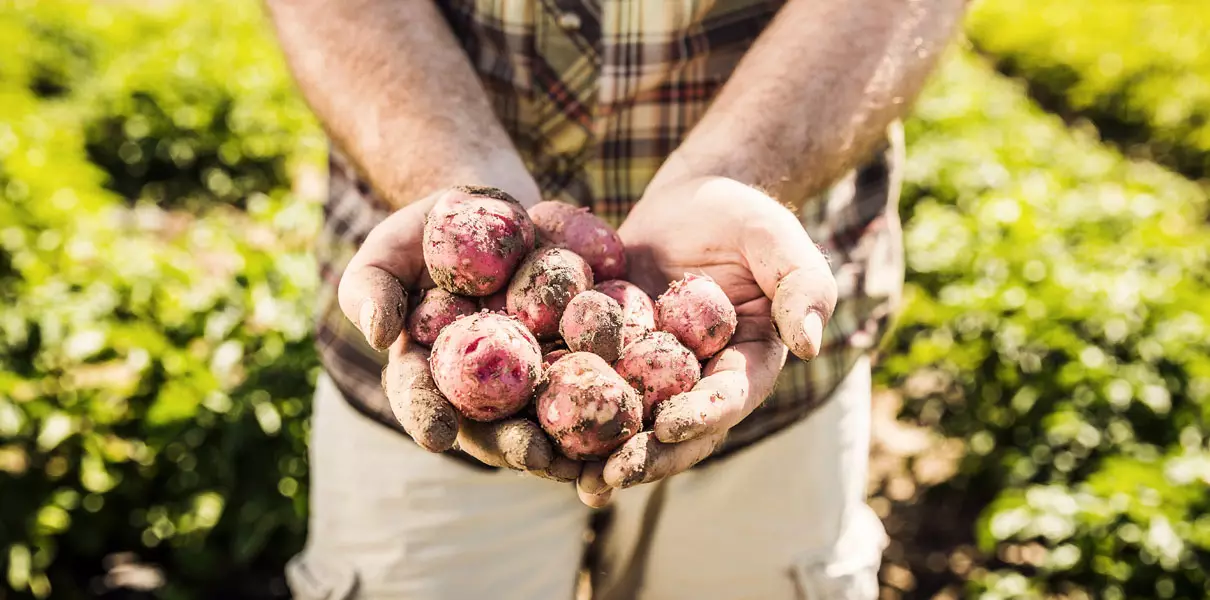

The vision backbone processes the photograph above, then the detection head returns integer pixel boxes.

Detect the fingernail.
[802,312,824,356]
[359,301,377,341]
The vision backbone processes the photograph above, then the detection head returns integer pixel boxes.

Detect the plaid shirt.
[314,0,905,467]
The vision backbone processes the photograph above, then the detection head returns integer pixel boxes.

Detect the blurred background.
[1,0,1207,598]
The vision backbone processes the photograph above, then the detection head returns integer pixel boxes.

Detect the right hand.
[338,187,581,482]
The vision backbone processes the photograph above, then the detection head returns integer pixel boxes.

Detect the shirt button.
[557,12,582,31]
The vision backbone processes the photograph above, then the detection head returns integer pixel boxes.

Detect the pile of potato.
[409,186,736,461]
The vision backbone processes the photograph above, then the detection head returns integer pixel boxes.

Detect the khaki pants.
[288,356,885,600]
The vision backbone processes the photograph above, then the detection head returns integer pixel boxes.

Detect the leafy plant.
[968,0,1210,180]
[1,1,324,598]
[882,50,1210,598]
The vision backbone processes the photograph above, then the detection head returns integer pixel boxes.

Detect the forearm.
[653,0,964,204]
[264,0,539,207]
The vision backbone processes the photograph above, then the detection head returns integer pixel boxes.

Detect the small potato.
[528,201,627,281]
[594,279,656,348]
[506,247,593,340]
[480,289,509,314]
[407,288,479,346]
[429,312,543,421]
[656,273,737,360]
[537,352,642,460]
[423,187,536,297]
[559,291,624,363]
[542,348,570,369]
[613,331,701,422]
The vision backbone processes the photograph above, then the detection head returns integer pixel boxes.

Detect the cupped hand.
[578,176,838,502]
[338,187,581,482]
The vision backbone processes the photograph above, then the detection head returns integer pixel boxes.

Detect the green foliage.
[968,0,1210,179]
[882,50,1210,598]
[0,1,324,598]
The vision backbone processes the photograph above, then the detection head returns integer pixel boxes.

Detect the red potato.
[528,201,627,281]
[542,348,570,369]
[423,187,536,297]
[559,291,625,363]
[429,312,543,422]
[594,279,656,348]
[536,352,643,460]
[613,331,701,422]
[480,289,509,314]
[656,273,737,360]
[506,247,593,341]
[406,288,478,346]
[541,340,570,368]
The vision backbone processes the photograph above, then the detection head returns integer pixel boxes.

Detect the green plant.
[0,1,324,598]
[967,0,1210,180]
[881,50,1210,598]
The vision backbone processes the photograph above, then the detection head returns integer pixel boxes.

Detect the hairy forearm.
[654,0,964,204]
[264,0,539,207]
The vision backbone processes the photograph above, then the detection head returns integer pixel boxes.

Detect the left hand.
[576,176,837,505]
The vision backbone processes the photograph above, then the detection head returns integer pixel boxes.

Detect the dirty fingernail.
[359,301,377,341]
[802,312,823,358]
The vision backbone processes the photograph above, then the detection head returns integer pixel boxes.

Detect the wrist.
[468,152,543,208]
[647,145,758,198]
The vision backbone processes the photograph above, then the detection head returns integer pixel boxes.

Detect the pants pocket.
[285,553,359,600]
[791,506,886,600]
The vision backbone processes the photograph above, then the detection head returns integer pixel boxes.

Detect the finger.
[578,486,612,509]
[770,267,836,361]
[740,198,838,361]
[337,195,439,350]
[382,339,459,452]
[602,431,725,489]
[456,417,555,471]
[531,455,583,483]
[652,313,785,444]
[576,461,613,508]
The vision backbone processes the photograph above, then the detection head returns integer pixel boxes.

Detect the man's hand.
[340,188,581,482]
[573,0,964,505]
[576,177,837,502]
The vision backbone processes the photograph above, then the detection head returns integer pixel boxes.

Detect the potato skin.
[613,331,701,422]
[594,279,656,348]
[429,312,542,422]
[656,273,737,360]
[479,289,509,314]
[423,188,535,297]
[559,291,624,363]
[528,201,627,281]
[506,247,594,341]
[406,288,478,346]
[542,348,570,369]
[536,352,642,460]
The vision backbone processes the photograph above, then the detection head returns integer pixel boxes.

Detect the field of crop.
[1,0,1207,598]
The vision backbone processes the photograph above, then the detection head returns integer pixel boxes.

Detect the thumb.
[739,191,838,361]
[337,194,440,350]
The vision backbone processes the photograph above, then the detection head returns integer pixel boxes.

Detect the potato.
[528,201,627,281]
[423,187,535,296]
[406,288,478,346]
[506,246,593,340]
[594,279,656,348]
[429,312,542,421]
[656,273,737,359]
[559,290,624,363]
[536,352,642,460]
[613,331,701,422]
